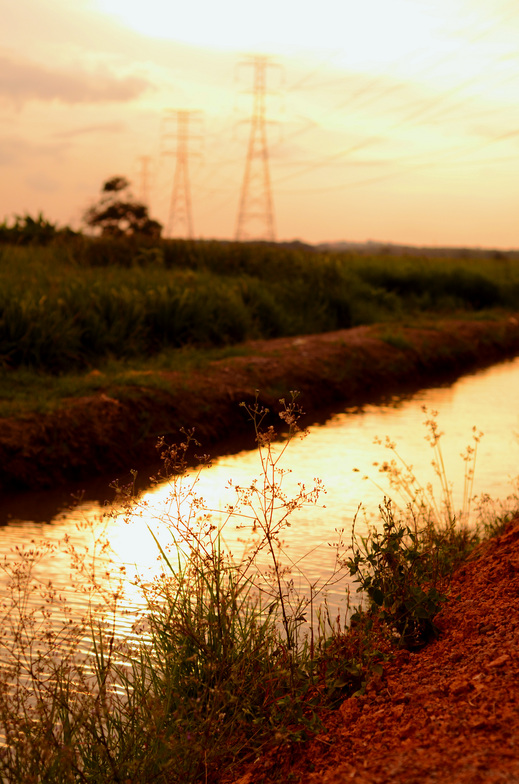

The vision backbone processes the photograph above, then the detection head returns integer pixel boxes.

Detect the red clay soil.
[2,315,519,491]
[234,517,519,784]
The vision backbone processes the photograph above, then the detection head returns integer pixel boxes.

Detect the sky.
[2,0,519,248]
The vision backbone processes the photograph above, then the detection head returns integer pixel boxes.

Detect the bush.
[0,213,75,246]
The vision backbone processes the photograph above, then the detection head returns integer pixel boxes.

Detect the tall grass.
[1,238,519,373]
[0,397,350,782]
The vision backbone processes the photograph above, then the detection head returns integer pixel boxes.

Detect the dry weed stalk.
[0,394,351,782]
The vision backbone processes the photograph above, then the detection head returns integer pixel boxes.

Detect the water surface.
[2,356,519,626]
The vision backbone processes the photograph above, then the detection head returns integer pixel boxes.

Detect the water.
[2,355,519,631]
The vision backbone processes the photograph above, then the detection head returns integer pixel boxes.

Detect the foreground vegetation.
[0,398,515,783]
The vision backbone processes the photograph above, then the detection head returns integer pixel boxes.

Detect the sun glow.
[90,0,516,102]
[94,0,451,66]
[5,0,519,247]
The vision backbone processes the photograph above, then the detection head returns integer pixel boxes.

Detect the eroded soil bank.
[232,515,519,784]
[2,315,519,492]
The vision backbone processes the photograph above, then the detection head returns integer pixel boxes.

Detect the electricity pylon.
[161,109,202,239]
[137,155,151,207]
[235,56,280,242]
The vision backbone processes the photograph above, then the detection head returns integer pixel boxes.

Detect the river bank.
[2,314,519,492]
[231,514,519,784]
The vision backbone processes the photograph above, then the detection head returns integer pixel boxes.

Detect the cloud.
[0,55,152,106]
[54,122,126,139]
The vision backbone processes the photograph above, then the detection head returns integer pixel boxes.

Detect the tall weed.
[0,396,349,782]
[347,408,491,650]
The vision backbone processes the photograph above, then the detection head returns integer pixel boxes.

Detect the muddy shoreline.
[2,315,519,493]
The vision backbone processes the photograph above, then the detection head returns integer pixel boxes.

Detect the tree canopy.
[83,177,162,238]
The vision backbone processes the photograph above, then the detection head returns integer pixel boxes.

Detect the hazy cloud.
[54,122,126,139]
[0,55,152,106]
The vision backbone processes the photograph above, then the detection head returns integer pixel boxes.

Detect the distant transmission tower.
[235,56,280,242]
[137,155,151,207]
[161,109,202,239]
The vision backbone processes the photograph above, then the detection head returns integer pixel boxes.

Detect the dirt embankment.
[235,515,519,784]
[2,315,519,492]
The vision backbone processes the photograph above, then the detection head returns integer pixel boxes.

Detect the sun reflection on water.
[1,357,518,636]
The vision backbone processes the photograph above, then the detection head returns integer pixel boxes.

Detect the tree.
[83,176,162,238]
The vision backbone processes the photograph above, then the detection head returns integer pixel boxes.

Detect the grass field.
[1,236,519,416]
[2,237,518,372]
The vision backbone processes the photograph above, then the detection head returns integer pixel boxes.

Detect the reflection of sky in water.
[1,356,519,627]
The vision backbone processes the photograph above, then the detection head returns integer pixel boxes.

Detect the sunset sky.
[2,0,519,247]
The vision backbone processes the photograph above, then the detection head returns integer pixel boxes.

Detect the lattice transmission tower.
[137,155,151,207]
[235,56,280,242]
[161,109,202,239]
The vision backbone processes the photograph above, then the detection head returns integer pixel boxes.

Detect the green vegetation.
[0,212,76,245]
[0,344,251,418]
[1,233,519,420]
[0,400,516,782]
[1,237,519,378]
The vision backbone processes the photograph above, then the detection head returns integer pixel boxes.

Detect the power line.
[149,13,519,241]
[276,126,519,197]
[263,7,519,193]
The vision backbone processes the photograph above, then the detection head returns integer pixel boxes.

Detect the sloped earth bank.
[2,315,519,492]
[234,516,519,784]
